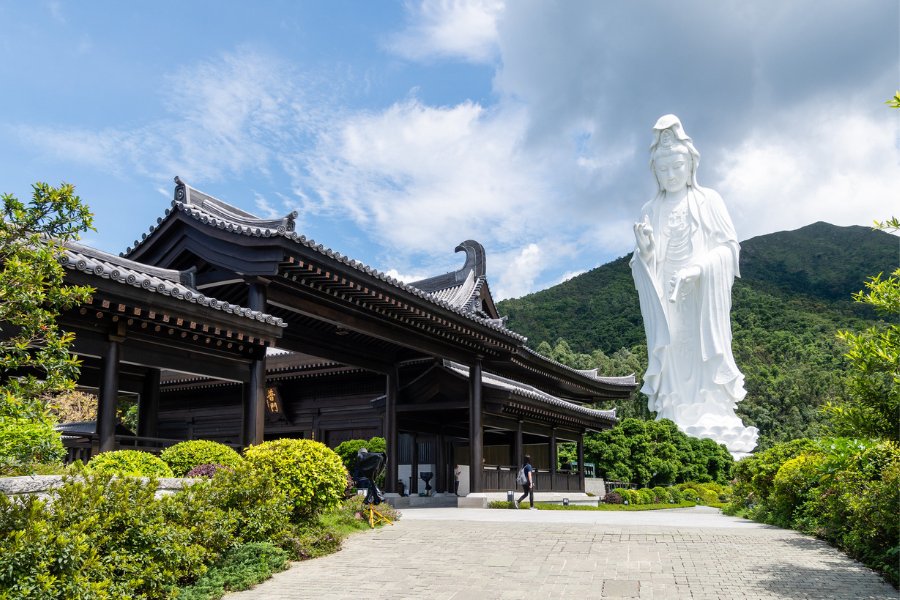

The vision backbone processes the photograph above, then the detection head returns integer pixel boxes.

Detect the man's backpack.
[516,468,527,485]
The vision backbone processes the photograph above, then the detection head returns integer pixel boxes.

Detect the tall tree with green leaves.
[824,265,900,440]
[0,183,94,469]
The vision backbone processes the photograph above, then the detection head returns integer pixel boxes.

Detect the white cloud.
[386,0,505,63]
[494,243,542,299]
[714,101,899,241]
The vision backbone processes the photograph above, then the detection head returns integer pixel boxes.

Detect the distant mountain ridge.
[496,222,898,447]
[498,222,897,354]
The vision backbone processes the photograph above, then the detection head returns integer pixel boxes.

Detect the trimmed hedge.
[160,440,243,477]
[244,439,348,519]
[87,449,174,477]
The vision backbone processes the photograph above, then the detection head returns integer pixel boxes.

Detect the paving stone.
[225,507,897,599]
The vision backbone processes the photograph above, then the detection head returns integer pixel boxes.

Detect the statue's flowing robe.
[630,186,746,425]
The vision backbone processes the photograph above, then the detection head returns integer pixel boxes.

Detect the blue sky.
[1,1,897,299]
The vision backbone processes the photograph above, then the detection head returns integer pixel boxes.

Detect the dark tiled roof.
[123,178,523,341]
[519,345,637,387]
[444,361,617,423]
[61,240,287,327]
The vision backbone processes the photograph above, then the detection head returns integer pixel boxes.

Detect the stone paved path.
[226,506,898,599]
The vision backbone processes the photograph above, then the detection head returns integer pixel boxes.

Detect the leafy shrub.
[178,542,289,600]
[244,439,348,520]
[0,416,65,474]
[637,488,654,505]
[87,449,174,477]
[333,437,386,470]
[0,471,206,599]
[161,440,243,477]
[619,489,639,505]
[772,453,825,526]
[729,437,900,586]
[668,488,683,503]
[603,491,624,504]
[651,486,670,503]
[186,463,233,478]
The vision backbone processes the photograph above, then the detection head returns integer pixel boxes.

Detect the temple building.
[56,177,636,495]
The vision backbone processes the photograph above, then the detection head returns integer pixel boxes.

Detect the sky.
[1,1,897,300]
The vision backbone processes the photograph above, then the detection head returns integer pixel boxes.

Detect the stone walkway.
[226,506,898,599]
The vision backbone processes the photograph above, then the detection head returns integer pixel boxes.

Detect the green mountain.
[497,222,898,448]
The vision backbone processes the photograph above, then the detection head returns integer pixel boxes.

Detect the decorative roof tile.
[123,178,524,342]
[61,240,286,328]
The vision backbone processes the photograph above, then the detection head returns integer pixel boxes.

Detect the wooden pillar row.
[577,433,586,492]
[550,427,558,491]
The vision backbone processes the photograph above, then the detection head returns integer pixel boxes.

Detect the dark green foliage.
[161,439,244,477]
[177,543,290,600]
[727,438,899,586]
[498,223,897,447]
[585,418,733,487]
[87,449,174,477]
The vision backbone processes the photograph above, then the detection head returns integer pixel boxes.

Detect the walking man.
[514,455,535,509]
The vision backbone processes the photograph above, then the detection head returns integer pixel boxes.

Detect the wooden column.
[137,368,160,438]
[577,434,586,492]
[410,434,419,494]
[469,359,483,493]
[436,432,446,493]
[550,427,558,491]
[97,334,123,453]
[384,367,398,493]
[515,420,523,468]
[242,282,267,448]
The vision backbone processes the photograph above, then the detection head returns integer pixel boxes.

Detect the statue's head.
[649,114,700,193]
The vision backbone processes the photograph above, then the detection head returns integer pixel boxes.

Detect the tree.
[0,183,93,470]
[824,267,899,440]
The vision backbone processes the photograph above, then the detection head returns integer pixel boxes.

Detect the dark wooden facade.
[54,177,636,493]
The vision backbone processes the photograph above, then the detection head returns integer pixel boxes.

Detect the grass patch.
[178,542,290,600]
[488,501,698,511]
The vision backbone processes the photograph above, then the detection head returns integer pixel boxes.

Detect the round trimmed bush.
[243,439,348,519]
[87,449,173,477]
[637,488,654,505]
[668,488,683,503]
[619,489,639,505]
[161,439,244,477]
[651,486,670,503]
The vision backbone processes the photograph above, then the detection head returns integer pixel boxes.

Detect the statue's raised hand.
[633,216,654,259]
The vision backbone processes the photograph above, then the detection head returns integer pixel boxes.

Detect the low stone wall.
[585,477,606,498]
[0,475,196,500]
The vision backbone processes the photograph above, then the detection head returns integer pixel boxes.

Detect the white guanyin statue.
[631,114,758,457]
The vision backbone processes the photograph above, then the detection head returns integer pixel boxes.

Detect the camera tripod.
[364,502,394,529]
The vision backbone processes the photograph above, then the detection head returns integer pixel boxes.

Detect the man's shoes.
[529,506,537,510]
[513,499,519,509]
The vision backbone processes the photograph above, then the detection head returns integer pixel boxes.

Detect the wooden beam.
[97,336,121,453]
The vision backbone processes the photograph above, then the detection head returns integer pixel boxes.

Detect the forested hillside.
[497,222,898,449]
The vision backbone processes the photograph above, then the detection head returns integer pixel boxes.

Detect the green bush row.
[0,438,372,599]
[604,482,730,506]
[726,438,899,586]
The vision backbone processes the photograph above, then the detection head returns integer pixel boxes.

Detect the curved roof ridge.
[520,345,637,387]
[123,180,526,342]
